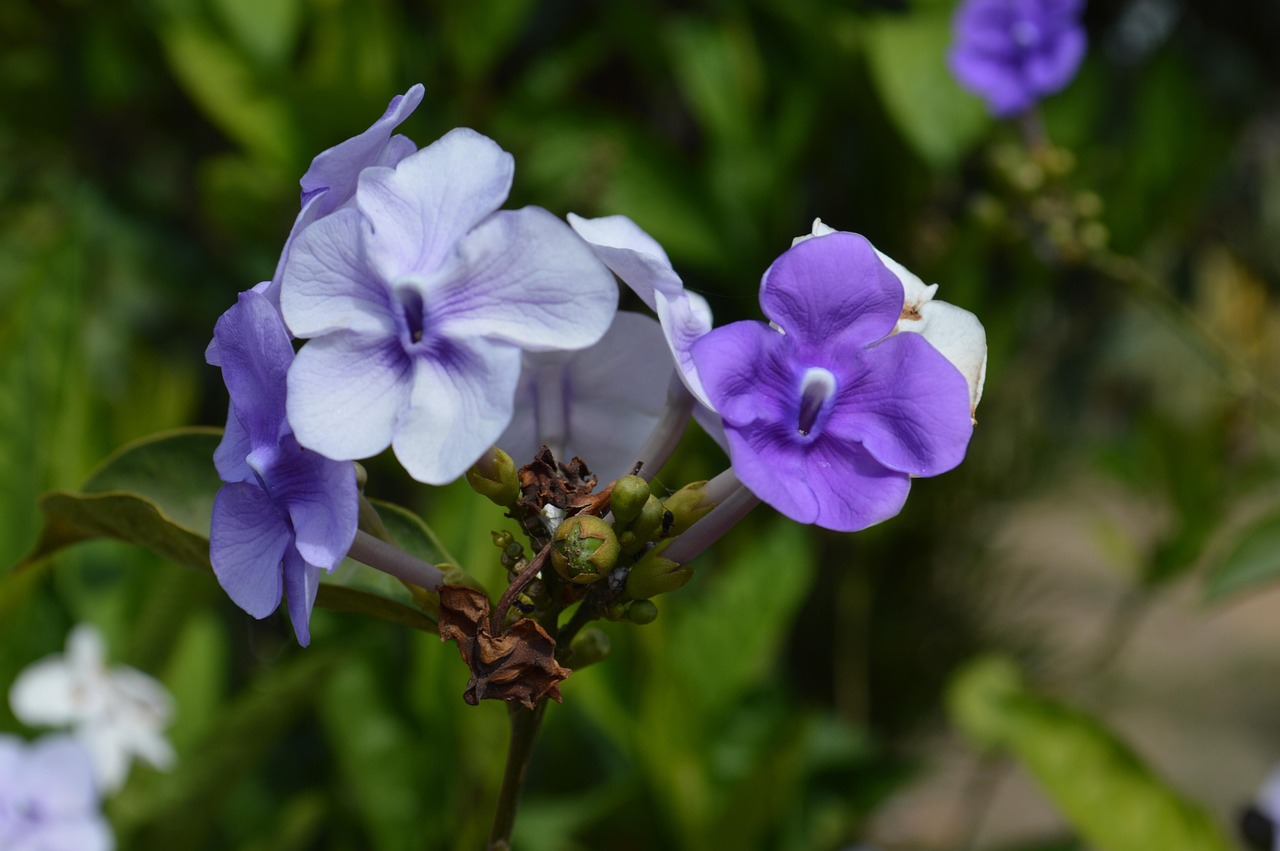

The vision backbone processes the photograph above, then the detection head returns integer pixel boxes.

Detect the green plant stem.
[487,698,549,850]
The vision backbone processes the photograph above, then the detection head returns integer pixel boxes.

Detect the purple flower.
[281,128,618,484]
[499,311,672,481]
[209,288,358,647]
[948,0,1087,117]
[690,233,975,532]
[0,735,113,851]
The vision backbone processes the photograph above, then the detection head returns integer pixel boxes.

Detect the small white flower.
[9,625,175,793]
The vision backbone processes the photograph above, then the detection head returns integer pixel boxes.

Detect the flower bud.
[627,600,658,625]
[661,481,715,536]
[610,475,651,525]
[465,447,520,507]
[551,515,619,584]
[620,495,665,555]
[568,628,611,668]
[442,564,489,595]
[625,540,692,599]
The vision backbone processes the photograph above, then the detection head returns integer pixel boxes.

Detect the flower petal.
[280,209,397,339]
[209,482,288,619]
[430,207,618,352]
[300,84,425,213]
[282,549,321,648]
[213,289,294,446]
[566,213,684,310]
[759,232,903,349]
[391,338,523,484]
[909,299,988,417]
[357,128,514,281]
[286,331,412,461]
[271,434,358,569]
[213,406,253,484]
[690,320,794,428]
[724,419,912,531]
[9,660,80,727]
[654,288,715,407]
[827,331,974,476]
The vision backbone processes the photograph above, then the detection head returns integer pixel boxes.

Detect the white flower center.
[797,367,837,437]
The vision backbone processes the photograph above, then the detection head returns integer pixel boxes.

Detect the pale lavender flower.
[281,128,618,485]
[690,232,975,531]
[0,735,113,851]
[499,311,671,481]
[210,288,358,647]
[9,625,173,794]
[948,0,1087,117]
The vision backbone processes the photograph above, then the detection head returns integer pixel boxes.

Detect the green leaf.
[209,0,302,68]
[1205,512,1280,602]
[949,657,1234,851]
[18,429,436,632]
[863,11,989,169]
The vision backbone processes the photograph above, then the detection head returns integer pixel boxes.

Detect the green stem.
[487,699,549,850]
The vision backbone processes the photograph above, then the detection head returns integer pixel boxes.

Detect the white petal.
[430,207,618,352]
[654,289,715,409]
[904,299,988,418]
[9,660,84,726]
[567,213,683,309]
[875,249,938,314]
[286,332,412,461]
[790,217,838,245]
[391,339,523,485]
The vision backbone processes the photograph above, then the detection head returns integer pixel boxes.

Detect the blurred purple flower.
[0,735,113,851]
[948,0,1087,117]
[690,232,975,532]
[210,288,357,647]
[281,128,618,485]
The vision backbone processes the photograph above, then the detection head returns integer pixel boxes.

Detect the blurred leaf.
[161,612,229,752]
[1205,512,1280,602]
[210,0,303,68]
[158,24,299,164]
[433,0,536,81]
[667,18,763,151]
[19,429,436,632]
[371,498,457,567]
[863,11,988,169]
[949,657,1234,851]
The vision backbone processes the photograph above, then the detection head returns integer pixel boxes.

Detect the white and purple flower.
[9,625,174,794]
[280,128,619,485]
[0,735,113,851]
[210,288,358,647]
[948,0,1087,118]
[690,231,976,532]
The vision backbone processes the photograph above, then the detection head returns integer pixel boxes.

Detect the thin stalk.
[486,699,549,851]
[345,530,446,592]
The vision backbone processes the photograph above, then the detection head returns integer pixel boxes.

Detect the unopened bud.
[568,628,611,668]
[354,461,369,492]
[465,447,520,507]
[662,481,715,536]
[620,495,665,555]
[551,516,619,584]
[610,475,651,525]
[625,540,692,599]
[627,600,658,625]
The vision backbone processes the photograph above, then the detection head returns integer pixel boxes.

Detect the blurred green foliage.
[4,0,1280,848]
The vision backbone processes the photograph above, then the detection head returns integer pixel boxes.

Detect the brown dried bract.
[517,446,599,516]
[438,585,570,709]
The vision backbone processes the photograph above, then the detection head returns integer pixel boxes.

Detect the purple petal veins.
[691,232,977,532]
[948,0,1087,117]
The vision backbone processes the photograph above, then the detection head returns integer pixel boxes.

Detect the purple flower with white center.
[499,311,671,482]
[0,735,113,851]
[209,288,358,647]
[690,232,975,532]
[281,128,618,485]
[948,0,1087,117]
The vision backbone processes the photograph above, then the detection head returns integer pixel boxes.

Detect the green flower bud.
[620,495,665,555]
[567,628,611,669]
[441,564,489,595]
[627,600,658,625]
[465,447,521,507]
[605,601,630,621]
[661,481,715,536]
[610,475,651,525]
[551,515,619,584]
[354,461,369,492]
[625,540,692,599]
[491,530,515,549]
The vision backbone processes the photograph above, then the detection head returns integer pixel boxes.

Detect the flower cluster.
[948,0,1088,117]
[207,84,987,643]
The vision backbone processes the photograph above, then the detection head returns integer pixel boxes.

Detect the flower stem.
[345,530,447,592]
[627,372,695,480]
[486,698,548,850]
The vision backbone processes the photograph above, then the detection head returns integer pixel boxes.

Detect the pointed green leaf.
[1205,512,1280,603]
[949,657,1234,851]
